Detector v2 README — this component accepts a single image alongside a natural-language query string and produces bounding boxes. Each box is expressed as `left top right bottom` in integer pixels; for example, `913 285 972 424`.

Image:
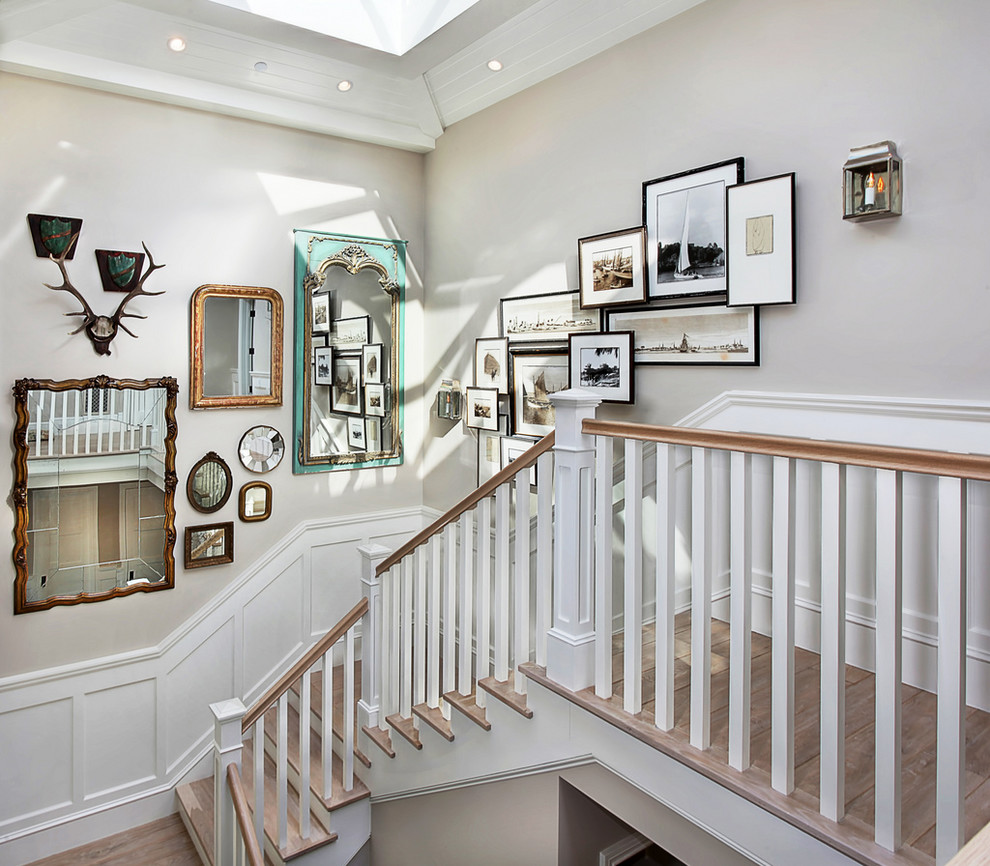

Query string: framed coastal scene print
465 386 499 431
643 157 744 300
606 303 758 365
568 331 634 403
475 337 509 393
500 290 601 344
510 348 569 437
577 227 647 309
726 172 796 306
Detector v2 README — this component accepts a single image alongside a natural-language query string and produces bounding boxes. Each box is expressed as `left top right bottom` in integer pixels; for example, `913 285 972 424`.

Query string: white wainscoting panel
84 678 157 799
242 555 306 696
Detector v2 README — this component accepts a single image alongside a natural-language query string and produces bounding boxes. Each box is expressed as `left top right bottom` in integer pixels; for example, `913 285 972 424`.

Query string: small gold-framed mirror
190 284 283 409
239 481 271 522
186 452 232 513
12 375 178 613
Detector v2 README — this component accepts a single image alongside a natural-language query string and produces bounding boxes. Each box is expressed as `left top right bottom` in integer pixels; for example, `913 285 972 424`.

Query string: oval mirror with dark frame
187 452 232 513
239 481 271 522
190 284 283 409
12 375 178 614
293 231 405 473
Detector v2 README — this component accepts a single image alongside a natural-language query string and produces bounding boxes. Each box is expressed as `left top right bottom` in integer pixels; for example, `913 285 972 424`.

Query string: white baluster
771 456 796 794
72 389 81 455
874 468 902 851
624 438 644 715
33 389 45 457
820 462 846 820
460 510 475 695
514 473 531 693
595 436 614 699
476 496 492 707
655 443 676 732
379 568 393 724
253 717 264 850
415 545 427 708
729 450 753 771
322 648 334 801
443 522 457 709
691 447 713 750
389 566 401 720
401 557 413 719
277 693 288 851
936 475 967 865
494 484 511 682
299 669 311 839
535 452 554 668
428 536 441 708
344 626 356 793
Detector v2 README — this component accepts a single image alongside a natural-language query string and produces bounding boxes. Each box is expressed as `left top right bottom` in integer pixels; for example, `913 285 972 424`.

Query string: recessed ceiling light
167 36 186 52
254 61 268 72
487 59 503 72
337 80 353 92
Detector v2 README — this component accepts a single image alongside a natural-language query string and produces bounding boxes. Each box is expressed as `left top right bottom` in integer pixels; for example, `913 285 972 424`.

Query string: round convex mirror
187 452 233 513
239 425 285 473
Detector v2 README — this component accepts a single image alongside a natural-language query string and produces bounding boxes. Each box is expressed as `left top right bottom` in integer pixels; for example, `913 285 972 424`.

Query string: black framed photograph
331 353 363 414
726 172 796 307
476 417 507 486
643 157 744 300
314 346 332 386
365 382 385 417
501 436 538 488
500 290 601 344
606 303 759 366
312 293 331 334
328 315 370 351
362 342 383 384
475 336 509 393
465 386 499 431
568 331 635 403
577 227 647 309
510 348 569 437
348 417 366 451
365 417 382 452
185 522 234 569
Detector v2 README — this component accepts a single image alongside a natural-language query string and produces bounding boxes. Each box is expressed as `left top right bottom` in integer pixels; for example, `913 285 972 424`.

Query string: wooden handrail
377 431 554 575
226 763 265 866
242 597 368 731
584 419 990 482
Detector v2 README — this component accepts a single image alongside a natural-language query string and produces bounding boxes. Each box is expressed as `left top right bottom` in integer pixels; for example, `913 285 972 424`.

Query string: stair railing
211 597 367 863
364 431 554 745
226 764 264 866
585 416 990 865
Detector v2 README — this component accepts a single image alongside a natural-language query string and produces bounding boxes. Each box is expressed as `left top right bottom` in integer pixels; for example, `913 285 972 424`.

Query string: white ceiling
0 0 705 152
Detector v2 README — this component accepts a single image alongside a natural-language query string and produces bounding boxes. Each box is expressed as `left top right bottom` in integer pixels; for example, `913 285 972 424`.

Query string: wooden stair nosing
412 702 455 741
478 676 533 719
385 713 423 749
362 723 395 758
443 688 492 731
287 672 373 770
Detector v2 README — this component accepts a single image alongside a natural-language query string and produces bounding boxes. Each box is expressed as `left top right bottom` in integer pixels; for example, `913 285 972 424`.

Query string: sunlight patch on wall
510 262 570 298
256 172 367 216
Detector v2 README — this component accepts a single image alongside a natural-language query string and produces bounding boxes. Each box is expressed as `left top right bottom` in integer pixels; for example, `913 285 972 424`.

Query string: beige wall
421 0 990 511
0 74 426 676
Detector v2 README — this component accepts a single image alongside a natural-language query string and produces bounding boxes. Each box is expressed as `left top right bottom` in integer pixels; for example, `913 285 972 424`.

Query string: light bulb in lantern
864 172 876 207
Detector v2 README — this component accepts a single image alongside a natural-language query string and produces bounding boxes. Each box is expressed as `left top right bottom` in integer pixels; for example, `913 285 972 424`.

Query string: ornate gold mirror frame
190 284 283 409
12 375 178 613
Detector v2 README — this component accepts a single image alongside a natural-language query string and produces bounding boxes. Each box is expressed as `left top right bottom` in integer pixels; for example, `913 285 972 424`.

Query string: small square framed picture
577 227 647 309
475 337 509 393
365 382 386 417
312 293 331 334
362 343 384 384
726 172 796 306
348 416 366 451
465 387 499 431
568 331 634 403
365 417 382 452
314 346 332 386
331 353 363 414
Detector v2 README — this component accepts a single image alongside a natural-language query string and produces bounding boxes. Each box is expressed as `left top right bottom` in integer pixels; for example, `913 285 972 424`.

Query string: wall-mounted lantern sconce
437 378 462 420
843 140 902 222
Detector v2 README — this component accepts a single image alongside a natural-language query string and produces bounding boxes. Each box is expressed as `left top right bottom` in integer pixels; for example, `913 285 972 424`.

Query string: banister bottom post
358 543 390 732
211 698 247 866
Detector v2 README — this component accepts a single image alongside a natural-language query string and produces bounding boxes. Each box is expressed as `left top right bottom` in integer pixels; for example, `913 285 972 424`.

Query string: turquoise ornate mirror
293 231 404 473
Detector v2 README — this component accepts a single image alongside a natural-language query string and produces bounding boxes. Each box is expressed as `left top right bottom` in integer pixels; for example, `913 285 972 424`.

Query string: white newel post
357 542 390 731
211 698 247 866
546 389 601 691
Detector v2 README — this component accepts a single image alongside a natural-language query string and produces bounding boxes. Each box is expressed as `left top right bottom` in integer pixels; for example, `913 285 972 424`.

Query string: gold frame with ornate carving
189 284 283 409
11 375 179 614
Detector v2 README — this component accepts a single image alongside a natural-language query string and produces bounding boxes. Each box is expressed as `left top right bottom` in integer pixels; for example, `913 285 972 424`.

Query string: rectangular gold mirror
190 285 283 408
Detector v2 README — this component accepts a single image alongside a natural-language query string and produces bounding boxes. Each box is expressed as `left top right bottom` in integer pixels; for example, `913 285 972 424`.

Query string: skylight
205 0 482 55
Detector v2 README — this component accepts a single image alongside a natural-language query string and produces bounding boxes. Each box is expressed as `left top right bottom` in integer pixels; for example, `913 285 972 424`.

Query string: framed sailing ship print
643 158 744 300
499 290 601 345
577 227 647 309
510 348 569 437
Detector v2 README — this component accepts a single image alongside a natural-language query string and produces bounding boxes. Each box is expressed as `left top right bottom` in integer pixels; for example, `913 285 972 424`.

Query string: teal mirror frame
292 230 405 473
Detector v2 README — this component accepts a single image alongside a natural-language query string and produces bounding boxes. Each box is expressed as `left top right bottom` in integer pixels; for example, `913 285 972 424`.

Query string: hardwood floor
26 814 200 866
524 613 990 866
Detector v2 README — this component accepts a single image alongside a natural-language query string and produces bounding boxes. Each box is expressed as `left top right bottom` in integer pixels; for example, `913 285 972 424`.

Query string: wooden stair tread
443 689 491 731
386 713 423 749
362 724 395 758
412 702 455 741
478 676 533 718
289 666 372 769
260 701 370 811
176 777 216 866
